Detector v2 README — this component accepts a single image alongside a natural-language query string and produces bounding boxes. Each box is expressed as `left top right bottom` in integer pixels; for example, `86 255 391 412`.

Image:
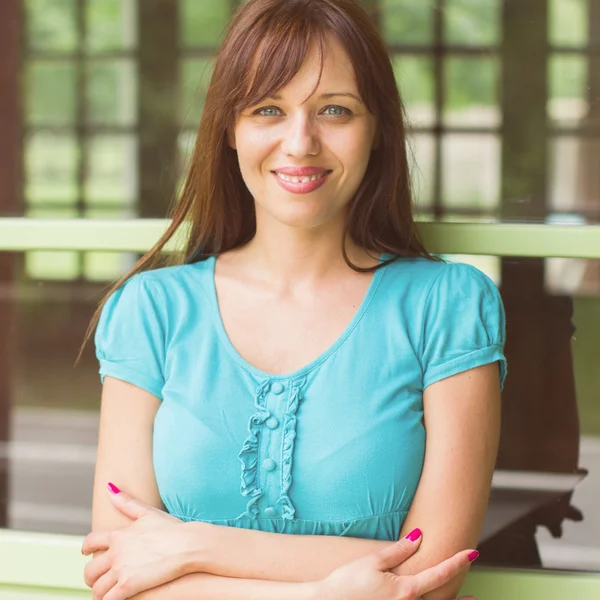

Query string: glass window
180 0 230 47
548 54 589 127
444 0 501 46
549 0 589 47
86 60 138 127
442 134 501 211
381 0 433 46
25 0 78 53
86 0 137 53
180 58 215 127
393 56 435 128
444 57 501 128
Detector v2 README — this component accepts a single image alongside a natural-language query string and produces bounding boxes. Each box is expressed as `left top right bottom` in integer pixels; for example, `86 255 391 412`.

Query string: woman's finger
106 483 153 521
82 530 111 555
409 549 479 597
102 557 182 600
373 528 423 571
92 568 119 600
83 552 112 588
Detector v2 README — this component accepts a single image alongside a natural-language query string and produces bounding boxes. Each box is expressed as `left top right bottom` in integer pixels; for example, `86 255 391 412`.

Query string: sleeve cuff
423 345 507 391
99 361 164 400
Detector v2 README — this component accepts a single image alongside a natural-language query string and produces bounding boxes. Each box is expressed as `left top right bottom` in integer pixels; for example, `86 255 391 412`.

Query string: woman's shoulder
102 260 214 322
383 255 496 294
131 259 212 287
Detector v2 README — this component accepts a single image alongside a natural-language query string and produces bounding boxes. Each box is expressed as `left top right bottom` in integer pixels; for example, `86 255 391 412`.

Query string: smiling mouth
272 170 333 183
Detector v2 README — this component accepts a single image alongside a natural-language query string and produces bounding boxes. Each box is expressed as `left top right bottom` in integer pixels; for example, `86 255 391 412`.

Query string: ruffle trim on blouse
236 377 307 521
277 377 307 520
236 380 271 519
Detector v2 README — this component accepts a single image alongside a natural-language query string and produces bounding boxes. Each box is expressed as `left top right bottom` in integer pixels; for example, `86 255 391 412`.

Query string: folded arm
132 573 320 600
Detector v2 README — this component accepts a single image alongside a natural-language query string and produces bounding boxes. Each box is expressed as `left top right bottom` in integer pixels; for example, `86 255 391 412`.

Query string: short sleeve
95 275 166 399
421 263 507 390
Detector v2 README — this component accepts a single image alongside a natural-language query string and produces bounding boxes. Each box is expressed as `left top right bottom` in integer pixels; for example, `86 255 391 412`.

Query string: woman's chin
257 202 345 231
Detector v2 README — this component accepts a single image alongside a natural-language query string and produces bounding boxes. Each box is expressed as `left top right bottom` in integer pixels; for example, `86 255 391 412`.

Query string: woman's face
230 35 379 233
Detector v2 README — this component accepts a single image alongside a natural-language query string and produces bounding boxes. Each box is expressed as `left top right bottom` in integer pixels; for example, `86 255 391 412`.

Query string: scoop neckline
207 253 391 381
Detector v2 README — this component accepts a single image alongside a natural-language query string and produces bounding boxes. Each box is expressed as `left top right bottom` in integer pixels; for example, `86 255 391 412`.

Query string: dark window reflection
0 251 110 534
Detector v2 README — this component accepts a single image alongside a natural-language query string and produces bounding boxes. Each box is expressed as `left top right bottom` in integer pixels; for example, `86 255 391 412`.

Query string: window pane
25 0 78 53
393 56 435 128
26 61 77 126
444 57 501 127
86 0 137 53
180 58 215 127
548 54 589 127
180 0 230 47
444 0 501 46
84 136 138 207
83 252 135 281
549 0 589 47
442 134 501 210
408 134 435 212
25 132 79 207
87 60 137 126
549 136 600 216
546 258 600 297
381 0 433 46
23 210 80 280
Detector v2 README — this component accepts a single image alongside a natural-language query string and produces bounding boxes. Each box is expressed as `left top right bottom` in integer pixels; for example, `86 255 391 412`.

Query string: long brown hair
79 0 438 358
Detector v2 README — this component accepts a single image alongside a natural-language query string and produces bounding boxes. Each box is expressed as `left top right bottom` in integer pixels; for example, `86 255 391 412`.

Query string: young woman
80 1 506 599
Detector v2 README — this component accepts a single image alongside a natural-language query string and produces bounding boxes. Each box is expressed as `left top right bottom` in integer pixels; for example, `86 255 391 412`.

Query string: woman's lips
272 171 331 194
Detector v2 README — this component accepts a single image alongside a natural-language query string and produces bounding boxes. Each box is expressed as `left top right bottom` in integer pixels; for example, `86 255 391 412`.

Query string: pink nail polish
468 550 479 562
107 482 121 494
405 528 422 542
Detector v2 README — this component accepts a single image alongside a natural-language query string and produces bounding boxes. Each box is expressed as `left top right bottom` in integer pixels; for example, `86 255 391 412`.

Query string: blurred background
0 0 599 574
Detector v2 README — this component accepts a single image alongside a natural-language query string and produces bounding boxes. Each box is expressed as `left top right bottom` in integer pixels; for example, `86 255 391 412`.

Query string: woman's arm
391 363 501 600
182 520 390 581
133 573 320 600
128 534 477 600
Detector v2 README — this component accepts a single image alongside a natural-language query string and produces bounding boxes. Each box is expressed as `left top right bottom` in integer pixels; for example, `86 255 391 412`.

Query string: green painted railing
1 217 599 598
0 218 599 258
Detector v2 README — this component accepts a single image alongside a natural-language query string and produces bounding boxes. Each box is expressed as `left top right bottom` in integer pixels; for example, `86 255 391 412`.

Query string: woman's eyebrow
270 92 364 105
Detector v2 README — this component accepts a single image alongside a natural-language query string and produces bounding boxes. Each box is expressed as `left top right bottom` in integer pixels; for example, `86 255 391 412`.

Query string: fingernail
468 550 479 562
405 528 422 542
107 482 121 494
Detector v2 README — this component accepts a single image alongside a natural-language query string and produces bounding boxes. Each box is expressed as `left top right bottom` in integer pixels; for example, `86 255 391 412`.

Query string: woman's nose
280 113 321 157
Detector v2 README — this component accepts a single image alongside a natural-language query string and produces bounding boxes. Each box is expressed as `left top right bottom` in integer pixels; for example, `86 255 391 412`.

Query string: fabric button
271 382 284 395
263 458 276 471
264 506 278 518
266 416 279 429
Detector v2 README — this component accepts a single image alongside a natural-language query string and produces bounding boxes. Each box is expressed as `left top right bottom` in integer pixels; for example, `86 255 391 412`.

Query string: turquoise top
95 254 507 541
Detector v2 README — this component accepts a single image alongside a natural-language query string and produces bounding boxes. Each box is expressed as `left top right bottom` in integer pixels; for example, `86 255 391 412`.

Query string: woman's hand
81 483 199 600
320 529 478 600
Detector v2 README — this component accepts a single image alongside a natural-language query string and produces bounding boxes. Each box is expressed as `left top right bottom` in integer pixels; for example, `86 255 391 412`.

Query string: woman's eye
254 106 281 117
253 105 352 118
323 105 352 117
